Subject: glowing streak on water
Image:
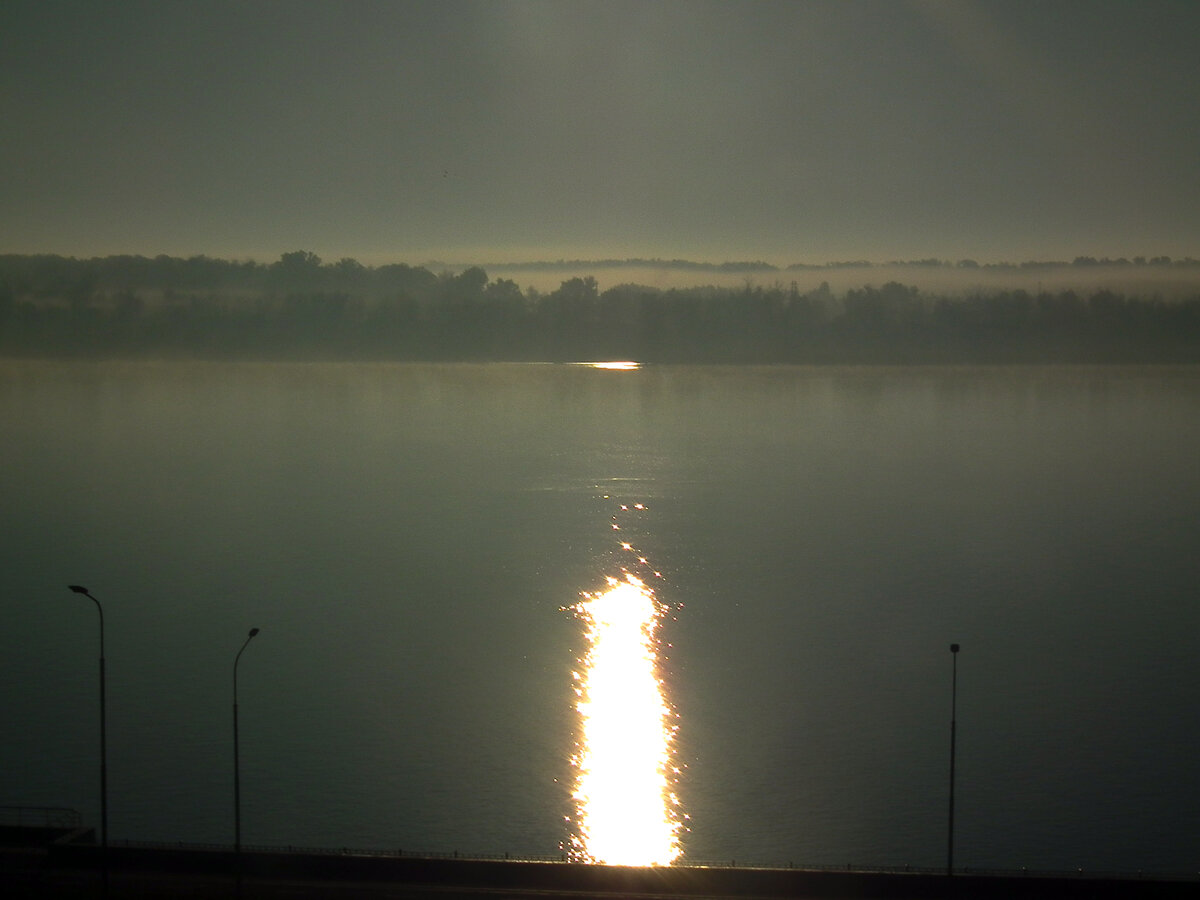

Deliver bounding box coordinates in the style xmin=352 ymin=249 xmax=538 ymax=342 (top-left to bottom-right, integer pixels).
xmin=570 ymin=571 xmax=681 ymax=866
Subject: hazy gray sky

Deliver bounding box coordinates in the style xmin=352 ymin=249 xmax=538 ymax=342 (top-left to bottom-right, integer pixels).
xmin=3 ymin=0 xmax=1198 ymax=265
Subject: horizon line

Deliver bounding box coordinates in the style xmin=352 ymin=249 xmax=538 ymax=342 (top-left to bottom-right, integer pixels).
xmin=5 ymin=250 xmax=1200 ymax=272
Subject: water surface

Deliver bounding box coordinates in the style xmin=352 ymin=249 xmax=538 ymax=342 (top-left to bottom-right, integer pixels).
xmin=1 ymin=361 xmax=1197 ymax=873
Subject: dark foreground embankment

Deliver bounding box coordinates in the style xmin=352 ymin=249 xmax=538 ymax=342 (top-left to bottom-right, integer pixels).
xmin=2 ymin=835 xmax=1195 ymax=899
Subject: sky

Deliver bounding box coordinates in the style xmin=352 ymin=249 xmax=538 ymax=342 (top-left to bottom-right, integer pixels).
xmin=2 ymin=0 xmax=1199 ymax=267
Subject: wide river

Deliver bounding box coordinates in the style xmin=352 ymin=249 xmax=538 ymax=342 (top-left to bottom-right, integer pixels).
xmin=1 ymin=361 xmax=1197 ymax=874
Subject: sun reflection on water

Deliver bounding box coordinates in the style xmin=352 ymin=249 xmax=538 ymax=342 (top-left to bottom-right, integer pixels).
xmin=568 ymin=507 xmax=681 ymax=866
xmin=578 ymin=361 xmax=641 ymax=370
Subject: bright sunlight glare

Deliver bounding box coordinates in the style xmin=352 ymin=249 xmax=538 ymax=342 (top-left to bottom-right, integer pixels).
xmin=579 ymin=361 xmax=641 ymax=370
xmin=570 ymin=570 xmax=681 ymax=866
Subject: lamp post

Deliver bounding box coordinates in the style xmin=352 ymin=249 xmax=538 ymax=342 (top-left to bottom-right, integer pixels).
xmin=947 ymin=642 xmax=960 ymax=877
xmin=67 ymin=585 xmax=107 ymax=890
xmin=233 ymin=628 xmax=260 ymax=856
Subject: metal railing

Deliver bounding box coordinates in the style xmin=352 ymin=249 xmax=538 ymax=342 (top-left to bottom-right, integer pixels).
xmin=89 ymin=838 xmax=1197 ymax=881
xmin=680 ymin=858 xmax=1199 ymax=881
xmin=0 ymin=806 xmax=82 ymax=829
xmin=109 ymin=838 xmax=570 ymax=864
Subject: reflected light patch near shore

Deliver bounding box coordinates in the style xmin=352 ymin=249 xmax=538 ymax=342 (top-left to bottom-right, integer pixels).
xmin=568 ymin=521 xmax=681 ymax=866
xmin=578 ymin=361 xmax=641 ymax=370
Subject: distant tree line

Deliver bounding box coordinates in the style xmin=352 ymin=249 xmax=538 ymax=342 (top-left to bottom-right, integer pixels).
xmin=3 ymin=252 xmax=1200 ymax=363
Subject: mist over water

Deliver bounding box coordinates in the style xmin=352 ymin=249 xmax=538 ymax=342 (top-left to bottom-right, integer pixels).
xmin=1 ymin=361 xmax=1198 ymax=873
xmin=482 ymin=260 xmax=1200 ymax=298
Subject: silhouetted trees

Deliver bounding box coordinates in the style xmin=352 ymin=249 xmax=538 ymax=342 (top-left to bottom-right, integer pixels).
xmin=2 ymin=252 xmax=1200 ymax=363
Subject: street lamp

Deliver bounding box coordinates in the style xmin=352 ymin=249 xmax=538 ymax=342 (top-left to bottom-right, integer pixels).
xmin=947 ymin=642 xmax=960 ymax=877
xmin=233 ymin=627 xmax=260 ymax=856
xmin=67 ymin=585 xmax=107 ymax=886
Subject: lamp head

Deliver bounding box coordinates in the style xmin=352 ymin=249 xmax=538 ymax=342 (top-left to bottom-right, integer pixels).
xmin=68 ymin=585 xmax=90 ymax=595
xmin=248 ymin=628 xmax=260 ymax=638
xmin=950 ymin=643 xmax=960 ymax=653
